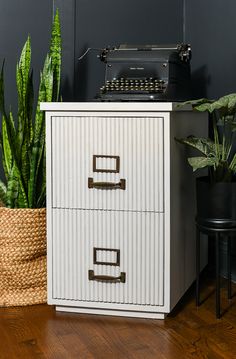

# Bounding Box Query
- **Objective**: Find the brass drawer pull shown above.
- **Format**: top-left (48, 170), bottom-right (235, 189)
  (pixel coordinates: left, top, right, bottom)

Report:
top-left (88, 270), bottom-right (126, 283)
top-left (88, 177), bottom-right (126, 190)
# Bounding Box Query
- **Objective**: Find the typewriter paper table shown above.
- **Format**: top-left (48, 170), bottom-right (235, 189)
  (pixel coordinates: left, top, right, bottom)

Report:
top-left (41, 102), bottom-right (207, 319)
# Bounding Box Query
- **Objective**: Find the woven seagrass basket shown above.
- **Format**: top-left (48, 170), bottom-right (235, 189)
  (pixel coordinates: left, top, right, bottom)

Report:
top-left (0, 207), bottom-right (47, 307)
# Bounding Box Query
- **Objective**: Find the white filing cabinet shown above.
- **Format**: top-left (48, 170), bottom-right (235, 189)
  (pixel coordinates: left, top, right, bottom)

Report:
top-left (41, 102), bottom-right (207, 319)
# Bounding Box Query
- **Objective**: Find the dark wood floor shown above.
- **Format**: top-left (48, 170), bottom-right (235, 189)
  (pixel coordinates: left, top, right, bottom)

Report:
top-left (1, 277), bottom-right (236, 359)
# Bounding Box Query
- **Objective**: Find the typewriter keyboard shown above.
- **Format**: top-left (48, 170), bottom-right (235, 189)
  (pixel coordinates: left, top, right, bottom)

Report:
top-left (100, 78), bottom-right (167, 94)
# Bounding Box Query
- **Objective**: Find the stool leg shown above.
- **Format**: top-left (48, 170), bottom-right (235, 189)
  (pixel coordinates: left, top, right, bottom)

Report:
top-left (196, 226), bottom-right (200, 306)
top-left (227, 236), bottom-right (232, 300)
top-left (216, 233), bottom-right (221, 319)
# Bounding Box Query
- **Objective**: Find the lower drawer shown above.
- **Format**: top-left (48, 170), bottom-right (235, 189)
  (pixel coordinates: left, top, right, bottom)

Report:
top-left (51, 209), bottom-right (164, 306)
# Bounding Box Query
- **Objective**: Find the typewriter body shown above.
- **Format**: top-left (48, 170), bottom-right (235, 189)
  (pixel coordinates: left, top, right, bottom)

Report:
top-left (98, 44), bottom-right (192, 101)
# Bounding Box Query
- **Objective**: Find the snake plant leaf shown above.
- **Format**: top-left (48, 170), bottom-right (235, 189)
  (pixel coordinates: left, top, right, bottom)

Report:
top-left (17, 185), bottom-right (29, 208)
top-left (20, 71), bottom-right (34, 188)
top-left (28, 73), bottom-right (46, 208)
top-left (16, 63), bottom-right (23, 108)
top-left (16, 37), bottom-right (31, 155)
top-left (18, 36), bottom-right (31, 103)
top-left (176, 136), bottom-right (220, 157)
top-left (229, 153), bottom-right (236, 173)
top-left (2, 114), bottom-right (13, 179)
top-left (37, 182), bottom-right (46, 207)
top-left (3, 109), bottom-right (17, 162)
top-left (188, 156), bottom-right (217, 172)
top-left (0, 137), bottom-right (7, 181)
top-left (32, 55), bottom-right (53, 204)
top-left (9, 110), bottom-right (16, 133)
top-left (6, 163), bottom-right (19, 207)
top-left (36, 145), bottom-right (46, 208)
top-left (0, 180), bottom-right (7, 205)
top-left (2, 108), bottom-right (28, 207)
top-left (7, 160), bottom-right (28, 207)
top-left (50, 9), bottom-right (61, 102)
top-left (26, 70), bottom-right (34, 145)
top-left (33, 119), bottom-right (45, 206)
top-left (42, 54), bottom-right (53, 101)
top-left (21, 136), bottom-right (30, 189)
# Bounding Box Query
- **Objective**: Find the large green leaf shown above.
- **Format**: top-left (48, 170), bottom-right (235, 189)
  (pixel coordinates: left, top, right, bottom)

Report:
top-left (188, 156), bottom-right (217, 172)
top-left (177, 98), bottom-right (214, 109)
top-left (178, 93), bottom-right (236, 116)
top-left (194, 93), bottom-right (236, 115)
top-left (176, 136), bottom-right (220, 157)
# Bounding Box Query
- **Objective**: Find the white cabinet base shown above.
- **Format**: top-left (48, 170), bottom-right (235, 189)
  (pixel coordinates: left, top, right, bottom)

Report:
top-left (56, 306), bottom-right (167, 319)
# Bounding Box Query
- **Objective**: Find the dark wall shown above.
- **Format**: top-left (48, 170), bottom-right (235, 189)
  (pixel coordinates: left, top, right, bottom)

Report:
top-left (74, 0), bottom-right (184, 100)
top-left (0, 0), bottom-right (53, 115)
top-left (185, 0), bottom-right (236, 99)
top-left (2, 1), bottom-right (236, 105)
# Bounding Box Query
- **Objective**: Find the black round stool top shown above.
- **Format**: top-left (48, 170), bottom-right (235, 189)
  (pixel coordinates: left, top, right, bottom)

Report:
top-left (196, 217), bottom-right (236, 232)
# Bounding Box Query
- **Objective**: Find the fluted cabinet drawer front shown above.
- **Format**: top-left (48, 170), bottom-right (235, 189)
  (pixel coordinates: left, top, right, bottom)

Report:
top-left (51, 115), bottom-right (164, 212)
top-left (52, 209), bottom-right (164, 306)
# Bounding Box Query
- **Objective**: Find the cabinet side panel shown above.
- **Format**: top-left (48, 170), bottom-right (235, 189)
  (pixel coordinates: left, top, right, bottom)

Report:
top-left (46, 112), bottom-right (53, 302)
top-left (169, 111), bottom-right (208, 310)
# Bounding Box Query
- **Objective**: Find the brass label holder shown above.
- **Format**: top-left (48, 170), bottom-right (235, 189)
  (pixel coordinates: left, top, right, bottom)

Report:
top-left (93, 247), bottom-right (120, 266)
top-left (93, 155), bottom-right (120, 173)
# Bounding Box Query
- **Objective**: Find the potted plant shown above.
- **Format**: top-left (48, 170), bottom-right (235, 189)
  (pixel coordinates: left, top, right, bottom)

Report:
top-left (0, 10), bottom-right (61, 306)
top-left (176, 93), bottom-right (236, 223)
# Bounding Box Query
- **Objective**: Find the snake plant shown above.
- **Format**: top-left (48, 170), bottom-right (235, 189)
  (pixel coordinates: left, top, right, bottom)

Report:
top-left (176, 94), bottom-right (236, 183)
top-left (0, 9), bottom-right (61, 208)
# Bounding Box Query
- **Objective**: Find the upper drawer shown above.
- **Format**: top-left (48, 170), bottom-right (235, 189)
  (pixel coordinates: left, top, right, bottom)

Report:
top-left (51, 114), bottom-right (164, 212)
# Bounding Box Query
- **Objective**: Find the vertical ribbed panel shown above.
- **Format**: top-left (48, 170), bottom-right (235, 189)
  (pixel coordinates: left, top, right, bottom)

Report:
top-left (51, 116), bottom-right (164, 212)
top-left (52, 209), bottom-right (164, 306)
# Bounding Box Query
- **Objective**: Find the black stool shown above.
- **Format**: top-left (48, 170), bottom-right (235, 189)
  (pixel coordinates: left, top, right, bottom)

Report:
top-left (196, 218), bottom-right (236, 318)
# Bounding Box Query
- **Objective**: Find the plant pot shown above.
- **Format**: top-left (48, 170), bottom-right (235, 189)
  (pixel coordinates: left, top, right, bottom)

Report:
top-left (0, 207), bottom-right (46, 307)
top-left (196, 176), bottom-right (236, 222)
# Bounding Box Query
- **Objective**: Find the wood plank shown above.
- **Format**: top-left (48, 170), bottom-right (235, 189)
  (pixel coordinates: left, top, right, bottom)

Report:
top-left (1, 278), bottom-right (236, 358)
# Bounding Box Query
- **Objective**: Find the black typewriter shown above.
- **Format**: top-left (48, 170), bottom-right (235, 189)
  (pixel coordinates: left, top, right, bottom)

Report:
top-left (97, 44), bottom-right (192, 101)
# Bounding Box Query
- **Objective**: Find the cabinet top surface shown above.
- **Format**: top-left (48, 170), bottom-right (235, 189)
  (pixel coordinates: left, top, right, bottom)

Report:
top-left (40, 102), bottom-right (191, 112)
